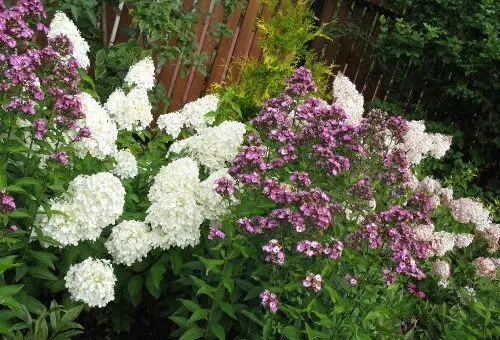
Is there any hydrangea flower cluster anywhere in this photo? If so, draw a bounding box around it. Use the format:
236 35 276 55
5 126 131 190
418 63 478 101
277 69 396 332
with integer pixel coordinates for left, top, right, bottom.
157 94 219 138
111 148 138 179
105 87 153 131
124 56 155 91
473 257 499 279
36 172 125 246
431 260 451 287
64 258 116 308
48 12 90 69
74 93 118 159
332 73 364 124
105 220 153 266
169 121 246 171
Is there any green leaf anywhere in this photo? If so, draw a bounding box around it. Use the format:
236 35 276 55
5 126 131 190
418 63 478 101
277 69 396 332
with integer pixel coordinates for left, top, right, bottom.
179 327 204 340
179 299 201 313
219 302 236 319
210 322 225 340
168 316 192 329
0 256 21 274
27 267 57 281
34 317 48 340
280 326 300 340
51 329 84 340
27 250 57 270
188 309 210 322
127 275 143 307
194 256 224 275
60 305 83 323
145 261 166 299
8 209 32 220
0 285 24 296
239 310 263 327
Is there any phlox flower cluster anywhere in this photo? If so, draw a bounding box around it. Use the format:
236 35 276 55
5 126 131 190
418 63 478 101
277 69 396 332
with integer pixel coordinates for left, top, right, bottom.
0 190 16 212
64 258 116 308
1 1 90 148
74 93 117 159
208 226 225 240
296 239 343 259
36 172 125 246
260 290 279 313
157 94 218 138
262 239 285 265
303 273 323 292
105 220 153 266
169 121 246 171
196 169 234 221
48 12 90 68
344 274 358 286
111 148 138 179
146 158 204 249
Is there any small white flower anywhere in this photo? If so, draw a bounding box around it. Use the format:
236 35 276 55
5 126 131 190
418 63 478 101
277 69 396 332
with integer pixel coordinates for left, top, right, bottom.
65 258 116 308
106 88 153 131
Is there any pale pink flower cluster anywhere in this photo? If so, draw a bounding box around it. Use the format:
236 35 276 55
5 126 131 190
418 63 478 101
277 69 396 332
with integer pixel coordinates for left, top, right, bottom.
474 257 499 279
477 224 500 253
303 273 322 292
411 225 473 257
396 120 452 165
432 260 451 288
449 198 491 232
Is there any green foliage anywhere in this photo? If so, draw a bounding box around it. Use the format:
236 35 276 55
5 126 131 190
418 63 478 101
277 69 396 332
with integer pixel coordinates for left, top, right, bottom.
372 0 500 188
213 0 332 120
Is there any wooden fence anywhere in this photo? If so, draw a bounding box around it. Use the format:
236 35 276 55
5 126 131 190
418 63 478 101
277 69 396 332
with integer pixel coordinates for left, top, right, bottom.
108 0 408 112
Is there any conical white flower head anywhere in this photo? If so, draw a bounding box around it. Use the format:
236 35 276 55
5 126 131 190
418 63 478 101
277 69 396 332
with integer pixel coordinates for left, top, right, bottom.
125 57 156 91
48 12 90 68
75 93 118 159
105 88 153 131
332 73 364 125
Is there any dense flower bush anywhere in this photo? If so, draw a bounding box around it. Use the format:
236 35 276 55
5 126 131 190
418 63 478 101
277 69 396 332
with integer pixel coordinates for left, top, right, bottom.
169 68 499 338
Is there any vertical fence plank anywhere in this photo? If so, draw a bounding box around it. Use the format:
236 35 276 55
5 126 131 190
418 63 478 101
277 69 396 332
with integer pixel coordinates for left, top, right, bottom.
186 2 226 101
168 0 209 111
247 1 276 62
228 0 261 82
208 5 245 86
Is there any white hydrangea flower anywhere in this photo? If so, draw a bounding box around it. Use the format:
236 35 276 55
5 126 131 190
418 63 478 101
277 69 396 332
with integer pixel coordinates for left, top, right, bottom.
157 111 185 138
449 198 491 232
332 73 364 125
181 94 218 130
145 158 203 249
75 93 118 159
416 177 442 195
124 57 155 91
169 121 246 171
48 12 90 69
36 173 125 246
156 94 219 137
65 258 116 308
111 149 138 179
430 231 457 257
105 220 152 266
478 223 499 253
105 88 153 131
454 233 474 248
432 260 451 288
396 120 452 165
411 224 435 242
438 187 454 206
